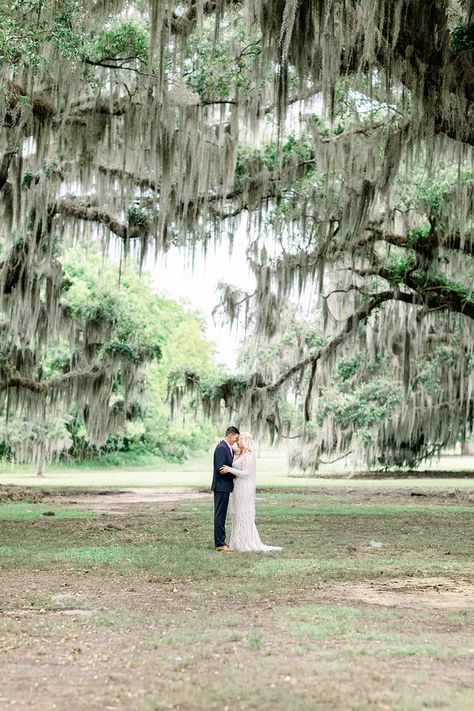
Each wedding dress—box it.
[228,452,282,552]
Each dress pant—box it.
[213,491,230,547]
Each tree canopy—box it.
[1,1,474,468]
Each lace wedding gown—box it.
[228,452,282,552]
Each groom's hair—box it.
[225,426,240,436]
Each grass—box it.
[0,489,473,709]
[1,494,472,579]
[1,448,474,489]
[0,502,97,520]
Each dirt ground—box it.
[1,485,473,710]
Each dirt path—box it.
[53,487,211,513]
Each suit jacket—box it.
[211,441,236,492]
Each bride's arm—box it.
[220,453,251,477]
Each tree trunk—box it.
[36,442,45,477]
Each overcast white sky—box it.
[144,224,256,368]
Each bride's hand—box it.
[220,465,231,473]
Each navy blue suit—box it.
[211,441,235,547]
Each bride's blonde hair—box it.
[238,432,254,453]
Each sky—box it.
[144,223,256,368]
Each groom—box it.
[211,426,240,552]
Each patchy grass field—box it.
[1,486,473,710]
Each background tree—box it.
[1,1,473,468]
[0,248,219,469]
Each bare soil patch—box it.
[0,483,210,512]
[52,486,210,513]
[351,470,474,479]
[0,484,48,503]
[326,576,474,609]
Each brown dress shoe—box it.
[215,545,233,552]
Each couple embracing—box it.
[211,426,282,553]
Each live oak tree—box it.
[1,1,473,468]
[223,303,472,470]
[0,247,217,472]
[0,246,163,471]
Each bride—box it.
[219,432,282,553]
